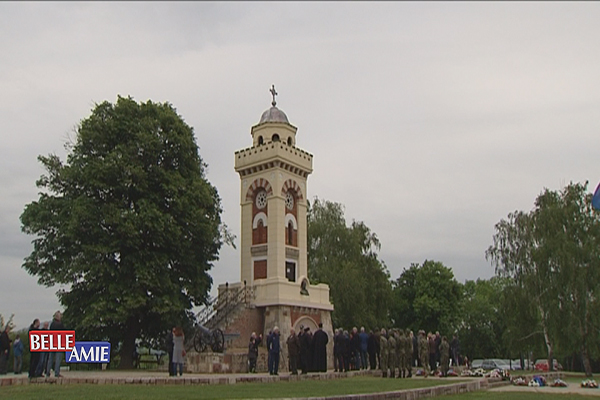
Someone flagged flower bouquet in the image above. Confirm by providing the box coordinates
[551,379,567,387]
[581,379,598,388]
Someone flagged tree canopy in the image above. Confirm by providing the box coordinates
[307,198,392,329]
[487,182,600,376]
[390,260,463,334]
[457,277,508,360]
[21,96,225,368]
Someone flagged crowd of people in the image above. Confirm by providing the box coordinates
[3,311,462,378]
[248,323,461,377]
[249,323,329,376]
[336,327,462,378]
[10,311,68,378]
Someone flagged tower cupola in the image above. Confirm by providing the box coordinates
[251,85,297,147]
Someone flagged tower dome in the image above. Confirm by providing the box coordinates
[258,84,290,124]
[259,106,289,124]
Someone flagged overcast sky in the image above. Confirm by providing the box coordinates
[2,2,600,330]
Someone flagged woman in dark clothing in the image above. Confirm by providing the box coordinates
[247,332,262,373]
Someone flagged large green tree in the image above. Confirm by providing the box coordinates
[457,277,508,360]
[498,279,545,367]
[487,182,600,376]
[390,260,463,334]
[21,96,225,368]
[307,198,392,329]
[486,208,557,369]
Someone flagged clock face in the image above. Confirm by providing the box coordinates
[285,192,294,210]
[256,191,267,209]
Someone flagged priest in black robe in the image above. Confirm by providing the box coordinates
[312,323,329,373]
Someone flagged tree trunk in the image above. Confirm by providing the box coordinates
[118,318,140,369]
[580,296,593,377]
[539,306,554,372]
[581,345,593,377]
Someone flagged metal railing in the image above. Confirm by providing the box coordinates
[196,281,255,330]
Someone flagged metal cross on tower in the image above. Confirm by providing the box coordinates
[270,84,278,107]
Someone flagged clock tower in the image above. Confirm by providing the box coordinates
[232,87,333,367]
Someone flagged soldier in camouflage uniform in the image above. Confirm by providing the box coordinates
[379,329,388,378]
[418,330,429,377]
[440,336,450,377]
[397,329,406,378]
[405,329,413,378]
[393,329,401,379]
[387,329,397,378]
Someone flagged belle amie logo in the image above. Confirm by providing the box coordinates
[29,330,111,363]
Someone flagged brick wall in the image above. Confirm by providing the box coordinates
[223,307,265,351]
[291,308,322,326]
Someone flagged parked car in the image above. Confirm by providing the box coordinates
[481,359,511,370]
[510,359,523,370]
[534,359,562,371]
[470,359,483,369]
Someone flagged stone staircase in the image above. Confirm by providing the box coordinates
[187,283,256,352]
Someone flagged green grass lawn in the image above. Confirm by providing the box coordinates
[6,375,597,400]
[2,376,470,400]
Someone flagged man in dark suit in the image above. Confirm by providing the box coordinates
[166,327,174,376]
[268,327,281,375]
[28,319,40,378]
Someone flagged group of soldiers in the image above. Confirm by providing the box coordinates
[379,328,413,378]
[379,329,450,378]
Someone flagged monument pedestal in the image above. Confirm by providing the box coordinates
[216,280,334,372]
[262,304,333,371]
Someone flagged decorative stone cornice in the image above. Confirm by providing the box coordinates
[234,142,313,178]
[286,247,299,259]
[251,245,268,257]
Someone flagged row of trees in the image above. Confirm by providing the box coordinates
[306,199,519,363]
[308,186,600,375]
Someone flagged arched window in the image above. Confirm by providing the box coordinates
[288,220,293,245]
[272,134,280,142]
[287,137,292,146]
[258,136,264,145]
[258,220,266,243]
[253,211,268,245]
